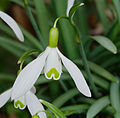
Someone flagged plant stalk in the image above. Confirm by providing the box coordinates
[73,24,99,98]
[23,0,46,49]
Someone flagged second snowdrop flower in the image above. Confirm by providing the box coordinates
[0,87,46,118]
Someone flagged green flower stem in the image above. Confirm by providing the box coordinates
[73,25,99,98]
[53,16,68,28]
[23,0,46,48]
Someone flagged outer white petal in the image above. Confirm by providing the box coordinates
[26,91,47,118]
[0,11,24,42]
[11,47,51,99]
[14,95,26,110]
[57,48,91,97]
[0,89,11,108]
[44,48,62,80]
[66,0,75,16]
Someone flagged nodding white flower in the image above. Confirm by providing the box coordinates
[66,0,75,16]
[12,27,91,99]
[0,11,24,42]
[0,87,46,118]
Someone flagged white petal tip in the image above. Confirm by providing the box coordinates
[86,93,92,98]
[82,90,92,97]
[20,38,24,42]
[0,11,24,42]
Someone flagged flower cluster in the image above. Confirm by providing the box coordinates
[0,0,91,117]
[0,11,47,118]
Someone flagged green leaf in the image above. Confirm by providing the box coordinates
[90,36,117,54]
[40,99,67,118]
[115,110,120,118]
[23,0,45,48]
[0,42,23,57]
[74,59,118,82]
[95,0,110,33]
[110,82,120,110]
[9,0,24,7]
[87,96,110,118]
[34,0,49,44]
[69,3,84,24]
[0,36,30,51]
[61,104,89,113]
[112,0,120,25]
[0,73,15,81]
[21,26,43,51]
[52,88,79,108]
[81,70,109,90]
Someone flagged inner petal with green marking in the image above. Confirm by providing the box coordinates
[46,68,60,79]
[14,100,25,109]
[32,114,39,118]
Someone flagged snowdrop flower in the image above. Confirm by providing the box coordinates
[66,0,75,16]
[0,11,24,42]
[11,27,91,100]
[0,87,46,118]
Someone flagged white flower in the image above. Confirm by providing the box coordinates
[11,27,91,100]
[0,11,24,42]
[11,48,91,99]
[66,0,75,16]
[0,87,46,118]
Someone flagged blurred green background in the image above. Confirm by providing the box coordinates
[0,0,120,118]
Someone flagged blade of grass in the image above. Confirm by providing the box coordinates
[52,88,79,108]
[112,0,120,26]
[0,36,30,51]
[90,36,117,54]
[23,0,45,48]
[110,82,120,110]
[21,26,43,50]
[34,0,49,44]
[95,0,110,33]
[87,96,110,118]
[74,59,118,82]
[0,42,23,57]
[0,73,15,81]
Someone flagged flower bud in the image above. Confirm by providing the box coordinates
[49,27,59,48]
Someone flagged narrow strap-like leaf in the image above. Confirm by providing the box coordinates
[40,99,67,118]
[90,36,117,54]
[87,96,110,118]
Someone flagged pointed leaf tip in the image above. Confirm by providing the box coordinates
[90,36,117,54]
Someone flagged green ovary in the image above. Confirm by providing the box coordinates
[15,100,25,109]
[46,68,60,79]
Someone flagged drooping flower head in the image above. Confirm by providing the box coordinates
[11,25,91,100]
[0,86,46,118]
